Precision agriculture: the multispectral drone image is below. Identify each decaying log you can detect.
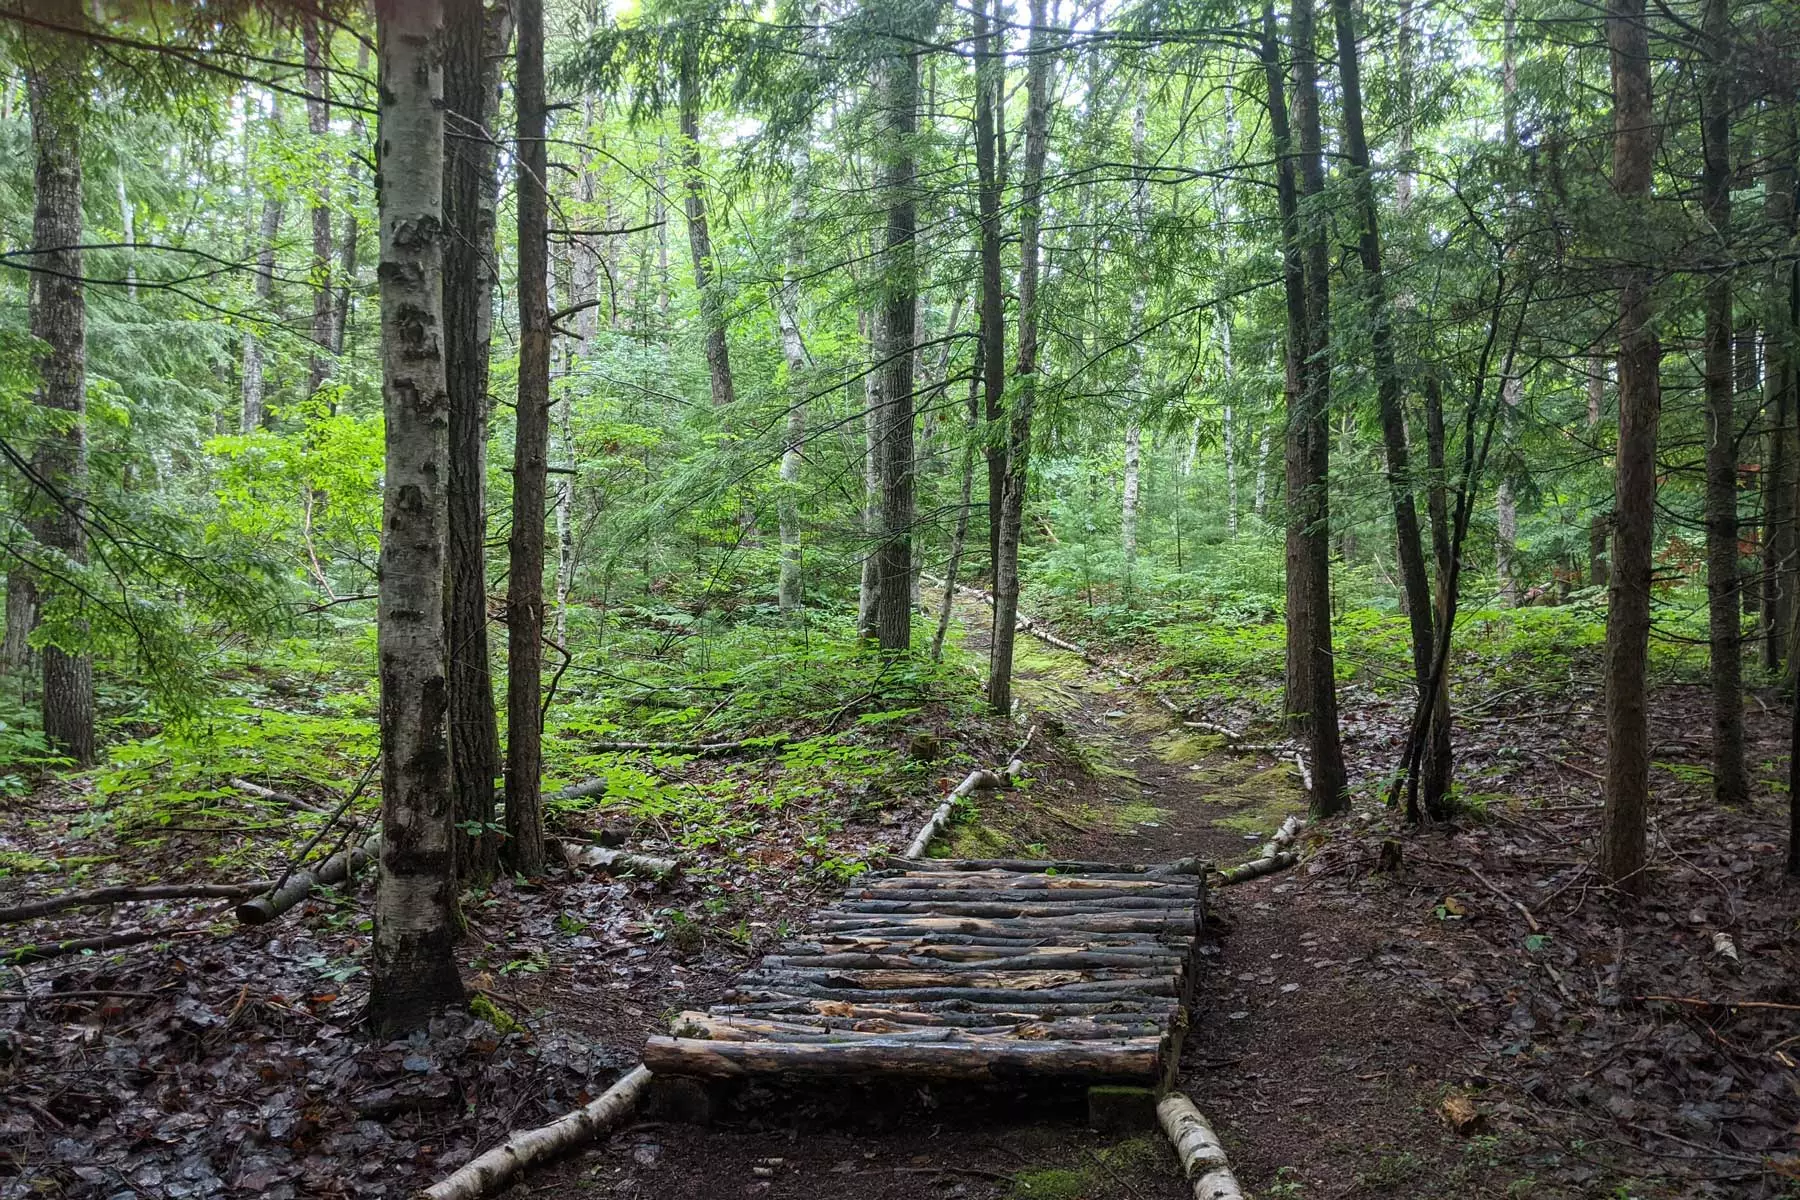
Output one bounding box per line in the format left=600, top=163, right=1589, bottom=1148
left=231, top=778, right=330, bottom=816
left=0, top=880, right=274, bottom=925
left=858, top=883, right=1196, bottom=903
left=672, top=1010, right=1166, bottom=1043
left=894, top=857, right=1185, bottom=875
left=235, top=833, right=380, bottom=925
left=812, top=913, right=1197, bottom=938
left=1157, top=1093, right=1245, bottom=1200
left=1182, top=720, right=1246, bottom=742
left=3, top=926, right=209, bottom=964
left=727, top=978, right=1177, bottom=1005
left=558, top=840, right=679, bottom=881
left=1002, top=725, right=1035, bottom=782
left=866, top=870, right=1183, bottom=890
left=1292, top=752, right=1314, bottom=795
left=418, top=1064, right=651, bottom=1200
left=903, top=768, right=1003, bottom=859
left=1213, top=815, right=1306, bottom=886
left=643, top=1034, right=1161, bottom=1082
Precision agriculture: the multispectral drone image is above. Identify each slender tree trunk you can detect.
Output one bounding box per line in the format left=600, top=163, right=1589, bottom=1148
left=304, top=16, right=336, bottom=397
left=976, top=0, right=1006, bottom=583
left=988, top=0, right=1051, bottom=716
left=776, top=141, right=810, bottom=616
left=933, top=336, right=985, bottom=663
left=445, top=0, right=510, bottom=885
left=1221, top=309, right=1238, bottom=537
left=368, top=0, right=464, bottom=1035
left=858, top=316, right=882, bottom=640
left=1494, top=0, right=1521, bottom=606
left=1700, top=0, right=1746, bottom=807
left=1269, top=0, right=1347, bottom=812
left=24, top=51, right=94, bottom=768
left=506, top=0, right=550, bottom=876
left=1331, top=0, right=1434, bottom=692
left=875, top=9, right=923, bottom=653
left=1765, top=103, right=1799, bottom=674
left=678, top=54, right=734, bottom=407
left=1421, top=371, right=1453, bottom=809
left=1254, top=417, right=1271, bottom=522
left=116, top=167, right=135, bottom=300
left=1600, top=0, right=1662, bottom=891
left=241, top=194, right=282, bottom=433
left=1122, top=85, right=1148, bottom=595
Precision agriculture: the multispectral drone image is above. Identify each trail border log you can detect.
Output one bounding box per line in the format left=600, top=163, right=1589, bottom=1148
left=1213, top=815, right=1305, bottom=886
left=904, top=768, right=1003, bottom=859
left=416, top=1064, right=652, bottom=1200
left=1158, top=1093, right=1245, bottom=1200
left=0, top=880, right=272, bottom=925
left=235, top=833, right=380, bottom=925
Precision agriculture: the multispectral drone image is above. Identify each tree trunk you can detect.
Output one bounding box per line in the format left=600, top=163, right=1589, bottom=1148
left=1221, top=310, right=1238, bottom=537
left=25, top=52, right=94, bottom=768
left=304, top=16, right=336, bottom=398
left=875, top=9, right=924, bottom=653
left=1700, top=0, right=1746, bottom=807
left=776, top=141, right=810, bottom=616
left=1331, top=0, right=1434, bottom=691
left=1421, top=371, right=1453, bottom=810
left=679, top=54, right=734, bottom=407
left=858, top=323, right=882, bottom=641
left=506, top=0, right=551, bottom=877
left=933, top=336, right=985, bottom=663
left=1269, top=0, right=1347, bottom=813
left=1600, top=0, right=1661, bottom=891
left=241, top=193, right=282, bottom=433
left=1493, top=0, right=1521, bottom=607
left=444, top=0, right=510, bottom=886
left=1765, top=103, right=1799, bottom=675
left=367, top=0, right=464, bottom=1035
left=976, top=0, right=1006, bottom=584
left=988, top=0, right=1051, bottom=716
left=1122, top=86, right=1148, bottom=595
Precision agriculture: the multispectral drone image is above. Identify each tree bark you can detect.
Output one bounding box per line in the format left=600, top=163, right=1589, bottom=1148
left=932, top=336, right=984, bottom=663
left=1421, top=371, right=1454, bottom=811
left=506, top=0, right=550, bottom=877
left=1331, top=0, right=1434, bottom=691
left=368, top=0, right=465, bottom=1034
left=1700, top=0, right=1746, bottom=807
left=987, top=0, right=1051, bottom=716
left=241, top=193, right=282, bottom=433
left=678, top=51, right=734, bottom=407
left=25, top=45, right=94, bottom=768
left=858, top=327, right=882, bottom=640
left=1122, top=86, right=1148, bottom=594
left=776, top=143, right=810, bottom=616
left=975, top=0, right=1006, bottom=583
left=1765, top=102, right=1799, bottom=675
left=1269, top=0, right=1347, bottom=813
left=1493, top=0, right=1521, bottom=607
left=445, top=0, right=511, bottom=886
left=304, top=15, right=336, bottom=398
left=1600, top=0, right=1661, bottom=891
left=875, top=8, right=924, bottom=653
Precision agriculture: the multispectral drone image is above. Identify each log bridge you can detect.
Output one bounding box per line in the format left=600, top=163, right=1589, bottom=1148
left=643, top=855, right=1205, bottom=1101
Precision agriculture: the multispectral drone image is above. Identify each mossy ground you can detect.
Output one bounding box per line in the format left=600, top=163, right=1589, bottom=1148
left=1007, top=1136, right=1171, bottom=1199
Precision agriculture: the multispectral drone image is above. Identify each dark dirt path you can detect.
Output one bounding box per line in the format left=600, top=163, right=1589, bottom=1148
left=531, top=610, right=1484, bottom=1200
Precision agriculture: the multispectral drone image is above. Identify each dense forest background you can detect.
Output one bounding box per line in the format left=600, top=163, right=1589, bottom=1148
left=1, top=0, right=1797, bottom=1194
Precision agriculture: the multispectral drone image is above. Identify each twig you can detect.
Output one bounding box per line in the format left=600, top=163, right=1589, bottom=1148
left=1638, top=995, right=1800, bottom=1013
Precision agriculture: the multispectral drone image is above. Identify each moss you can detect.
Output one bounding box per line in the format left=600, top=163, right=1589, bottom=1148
left=1094, top=1135, right=1165, bottom=1173
left=1153, top=731, right=1223, bottom=764
left=469, top=993, right=524, bottom=1035
left=1008, top=1167, right=1088, bottom=1200
left=1109, top=801, right=1169, bottom=831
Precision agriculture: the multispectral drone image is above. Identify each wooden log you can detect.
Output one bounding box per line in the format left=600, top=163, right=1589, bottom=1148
left=761, top=948, right=1184, bottom=971
left=0, top=880, right=274, bottom=925
left=558, top=840, right=679, bottom=881
left=642, top=1035, right=1161, bottom=1082
left=1214, top=852, right=1296, bottom=886
left=810, top=914, right=1197, bottom=939
left=418, top=1065, right=651, bottom=1200
left=828, top=898, right=1197, bottom=918
left=1157, top=1093, right=1245, bottom=1200
left=889, top=857, right=1172, bottom=875
left=855, top=887, right=1195, bottom=906
left=3, top=926, right=208, bottom=965
left=737, top=966, right=1174, bottom=993
left=810, top=931, right=1178, bottom=953
left=863, top=877, right=1194, bottom=897
left=231, top=777, right=331, bottom=816
left=712, top=999, right=1179, bottom=1022
left=672, top=1012, right=1166, bottom=1043
left=726, top=979, right=1177, bottom=1005
left=235, top=833, right=380, bottom=925
left=868, top=869, right=1176, bottom=886
left=1182, top=720, right=1247, bottom=742
left=904, top=768, right=1003, bottom=859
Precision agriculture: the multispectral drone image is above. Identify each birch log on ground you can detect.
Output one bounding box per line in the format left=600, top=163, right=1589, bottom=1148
left=235, top=833, right=381, bottom=925
left=558, top=840, right=679, bottom=881
left=903, top=768, right=1003, bottom=858
left=0, top=880, right=274, bottom=924
left=1157, top=1093, right=1246, bottom=1200
left=417, top=1065, right=652, bottom=1200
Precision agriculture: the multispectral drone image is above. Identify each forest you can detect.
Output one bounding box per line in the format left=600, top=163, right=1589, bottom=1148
left=0, top=0, right=1796, bottom=1195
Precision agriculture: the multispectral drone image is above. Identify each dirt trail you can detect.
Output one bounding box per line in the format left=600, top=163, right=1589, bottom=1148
left=534, top=614, right=1440, bottom=1200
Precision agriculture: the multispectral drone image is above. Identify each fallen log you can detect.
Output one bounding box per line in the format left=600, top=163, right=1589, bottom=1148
left=1214, top=852, right=1297, bottom=886
left=857, top=884, right=1196, bottom=903
left=418, top=1064, right=651, bottom=1200
left=762, top=949, right=1183, bottom=972
left=558, top=840, right=679, bottom=881
left=810, top=913, right=1197, bottom=938
left=0, top=880, right=274, bottom=925
left=903, top=768, right=1003, bottom=859
left=643, top=1034, right=1161, bottom=1082
left=1157, top=1093, right=1245, bottom=1200
left=235, top=833, right=381, bottom=925
left=231, top=778, right=330, bottom=816
left=831, top=897, right=1197, bottom=917
left=893, top=857, right=1179, bottom=875
left=865, top=871, right=1183, bottom=891
left=673, top=1011, right=1166, bottom=1043
left=726, top=979, right=1177, bottom=1005
left=1183, top=720, right=1247, bottom=742
left=4, top=927, right=209, bottom=965
left=737, top=964, right=1173, bottom=992
left=715, top=997, right=1179, bottom=1021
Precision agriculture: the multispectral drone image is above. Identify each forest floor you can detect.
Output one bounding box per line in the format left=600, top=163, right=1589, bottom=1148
left=2, top=601, right=1796, bottom=1199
